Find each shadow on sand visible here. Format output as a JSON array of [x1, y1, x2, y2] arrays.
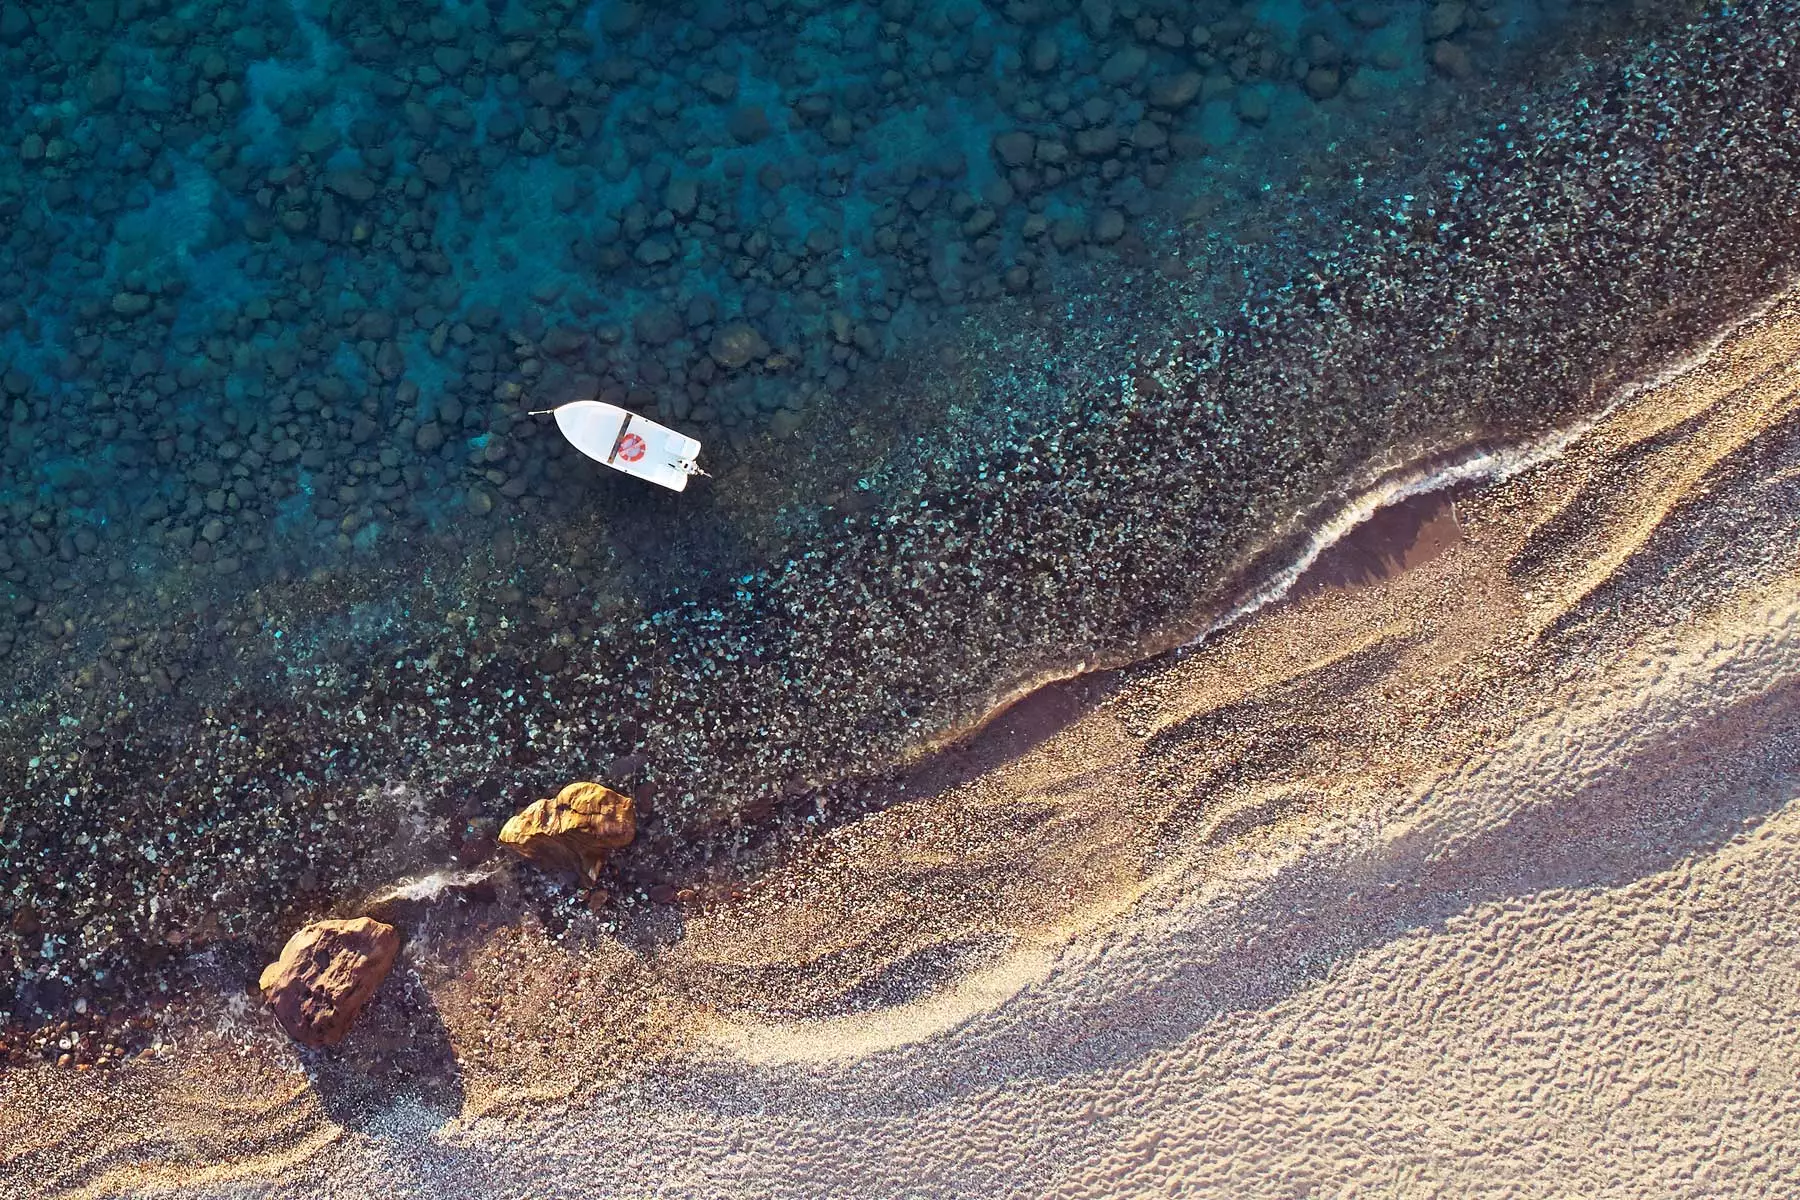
[[310, 962, 465, 1134]]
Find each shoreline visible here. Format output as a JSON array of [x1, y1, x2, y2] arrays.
[[12, 238, 1800, 1200], [9, 0, 1800, 1072], [902, 268, 1795, 765]]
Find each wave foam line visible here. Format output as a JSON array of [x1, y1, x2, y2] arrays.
[[907, 281, 1800, 760], [366, 865, 502, 906]]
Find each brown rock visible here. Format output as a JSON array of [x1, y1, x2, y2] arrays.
[[324, 168, 378, 203], [258, 917, 400, 1048], [498, 781, 636, 881]]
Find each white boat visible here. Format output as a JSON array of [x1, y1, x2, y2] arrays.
[[531, 401, 706, 492]]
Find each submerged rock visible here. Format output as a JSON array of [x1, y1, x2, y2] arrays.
[[710, 321, 770, 371], [498, 781, 636, 882], [258, 917, 400, 1048]]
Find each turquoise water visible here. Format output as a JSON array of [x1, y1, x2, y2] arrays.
[[3, 0, 1798, 1025]]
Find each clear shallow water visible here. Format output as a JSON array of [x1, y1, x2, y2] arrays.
[[0, 0, 1629, 654], [6, 0, 1799, 1024]]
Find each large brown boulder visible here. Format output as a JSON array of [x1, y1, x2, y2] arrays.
[[258, 917, 400, 1048], [498, 781, 636, 882]]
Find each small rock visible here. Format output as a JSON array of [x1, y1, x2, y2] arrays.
[[600, 1, 642, 34], [729, 105, 771, 143], [664, 177, 700, 219], [324, 169, 378, 203], [87, 62, 124, 109], [1146, 71, 1203, 110], [419, 153, 453, 186], [1425, 1, 1467, 39], [1050, 216, 1085, 251], [1129, 120, 1168, 151], [1098, 45, 1148, 86], [258, 917, 400, 1048], [541, 326, 587, 357], [699, 70, 738, 102], [498, 781, 637, 883], [433, 45, 471, 76], [710, 321, 769, 370], [111, 292, 152, 317], [1073, 126, 1120, 158], [634, 305, 683, 346], [1304, 65, 1343, 100], [993, 130, 1036, 168], [528, 73, 570, 109], [1092, 209, 1126, 243], [0, 5, 29, 46]]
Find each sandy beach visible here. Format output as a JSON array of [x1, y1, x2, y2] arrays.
[[7, 273, 1800, 1199], [5, 0, 1800, 1193]]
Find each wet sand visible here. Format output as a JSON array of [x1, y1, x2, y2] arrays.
[[10, 270, 1800, 1200]]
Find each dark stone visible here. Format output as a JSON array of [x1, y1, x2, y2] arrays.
[[1074, 126, 1120, 158], [0, 5, 29, 45], [700, 70, 738, 101], [665, 177, 700, 218], [325, 169, 378, 202], [1098, 45, 1148, 86], [87, 63, 124, 109], [729, 105, 772, 143], [1147, 71, 1203, 110], [1432, 40, 1474, 78], [633, 305, 683, 346], [541, 326, 587, 357], [993, 130, 1036, 168], [709, 321, 769, 370]]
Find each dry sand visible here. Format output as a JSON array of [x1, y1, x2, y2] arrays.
[[11, 286, 1800, 1196]]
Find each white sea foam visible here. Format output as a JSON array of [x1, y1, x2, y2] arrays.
[[918, 284, 1794, 758], [367, 866, 501, 907], [1179, 284, 1792, 651]]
